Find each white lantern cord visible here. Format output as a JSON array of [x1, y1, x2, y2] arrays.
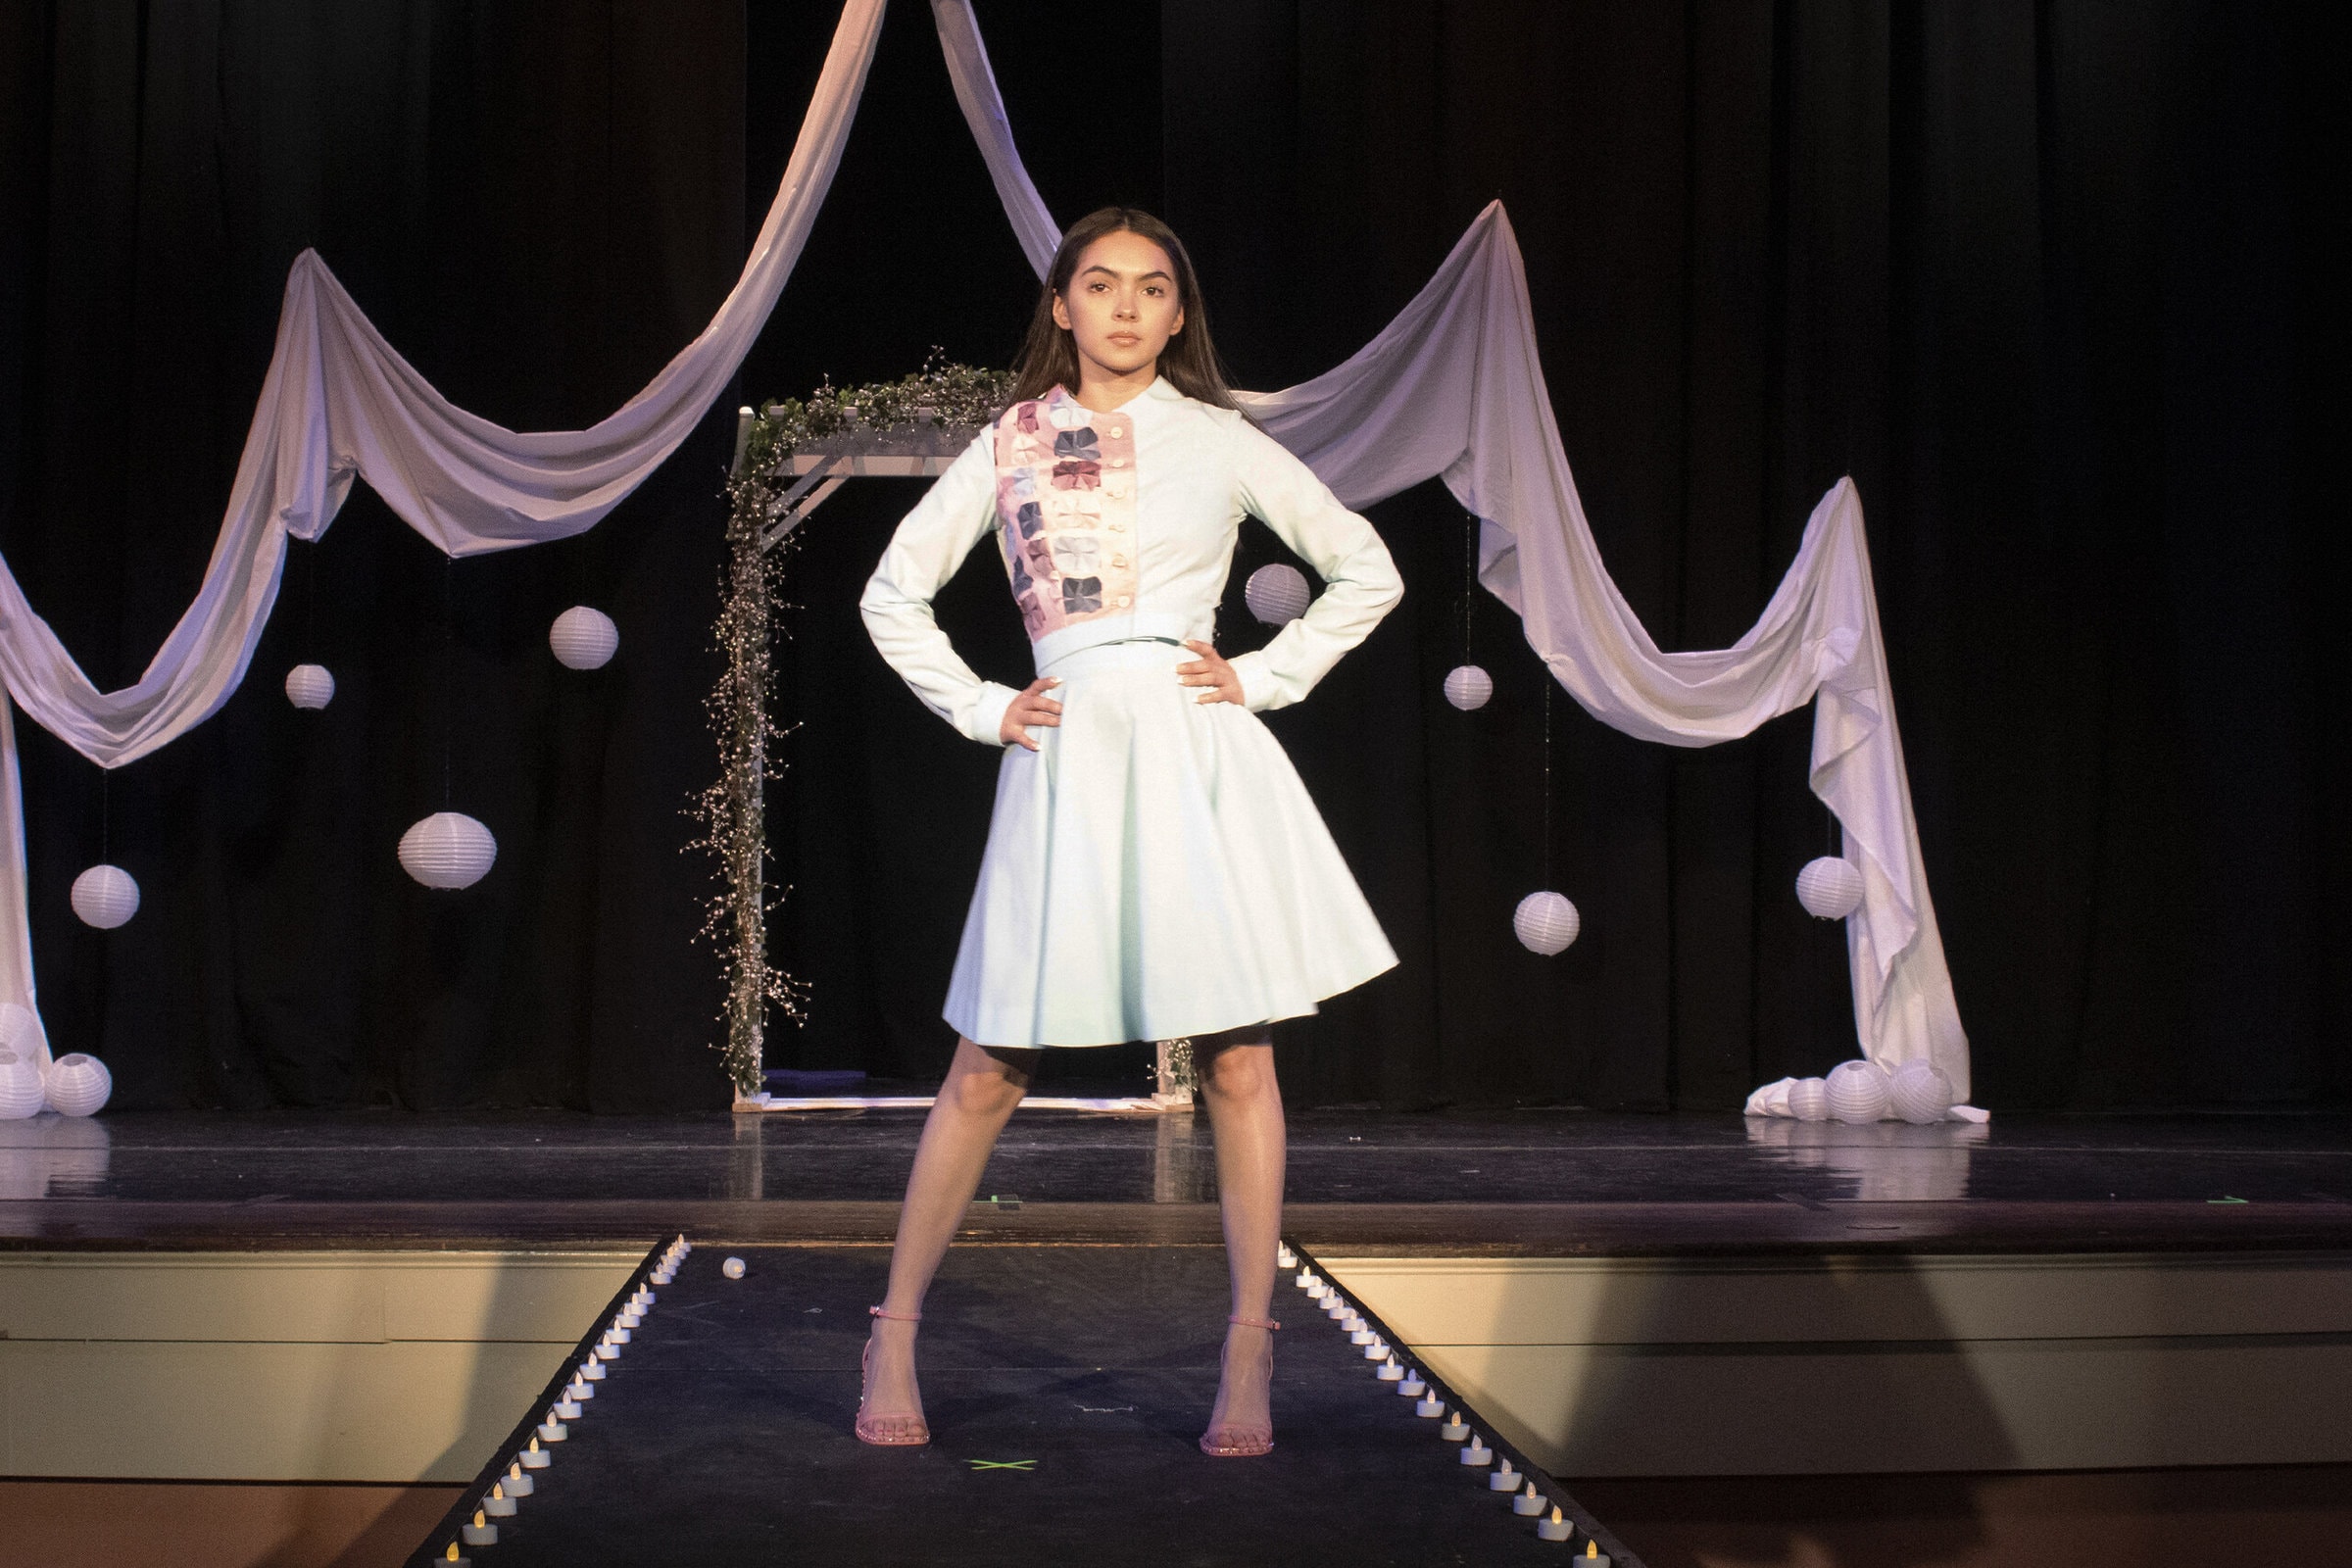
[[1447, 516, 1494, 711], [1509, 678, 1584, 956], [405, 560, 503, 891]]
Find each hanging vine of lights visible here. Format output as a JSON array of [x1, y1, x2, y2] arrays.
[[689, 357, 1011, 1096]]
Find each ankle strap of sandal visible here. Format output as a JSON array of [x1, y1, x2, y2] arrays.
[[868, 1305, 922, 1322], [1227, 1314, 1282, 1331]]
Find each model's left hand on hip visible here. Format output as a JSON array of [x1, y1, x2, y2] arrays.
[[1178, 640, 1245, 706]]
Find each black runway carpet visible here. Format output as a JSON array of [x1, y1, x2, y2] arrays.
[[411, 1240, 1636, 1566]]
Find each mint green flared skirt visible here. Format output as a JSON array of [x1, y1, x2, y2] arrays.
[[943, 637, 1397, 1049]]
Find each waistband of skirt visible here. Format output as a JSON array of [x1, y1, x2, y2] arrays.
[[1032, 611, 1202, 675], [1037, 636, 1190, 677]]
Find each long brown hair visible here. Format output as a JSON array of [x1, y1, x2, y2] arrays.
[[1005, 207, 1241, 410]]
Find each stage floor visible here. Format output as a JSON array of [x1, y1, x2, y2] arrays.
[[4, 1107, 2348, 1255]]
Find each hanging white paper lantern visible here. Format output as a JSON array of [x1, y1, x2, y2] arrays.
[[1795, 857, 1865, 920], [1513, 891, 1581, 955], [71, 864, 140, 929], [284, 664, 336, 710], [1244, 564, 1311, 625], [1443, 665, 1494, 710], [1788, 1076, 1831, 1122], [550, 607, 619, 670], [43, 1054, 111, 1117], [1825, 1059, 1890, 1125], [399, 812, 498, 890], [1887, 1062, 1955, 1125], [0, 1050, 43, 1120]]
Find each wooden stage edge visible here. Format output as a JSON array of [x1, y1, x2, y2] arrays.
[[5, 1198, 2350, 1254]]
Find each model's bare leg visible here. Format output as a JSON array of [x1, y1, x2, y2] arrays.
[[1194, 1024, 1285, 1453], [858, 1036, 1039, 1441]]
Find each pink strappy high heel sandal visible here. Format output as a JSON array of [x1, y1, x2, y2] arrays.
[[855, 1305, 930, 1446], [1200, 1314, 1281, 1457]]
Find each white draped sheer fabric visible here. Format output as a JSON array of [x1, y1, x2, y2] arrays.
[[1247, 233, 1969, 1104], [0, 0, 1967, 1103], [0, 0, 888, 1065]]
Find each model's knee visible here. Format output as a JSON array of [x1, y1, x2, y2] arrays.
[[1200, 1044, 1277, 1103], [940, 1066, 1023, 1119], [940, 1040, 1035, 1118]]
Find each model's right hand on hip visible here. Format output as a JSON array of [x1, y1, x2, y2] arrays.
[[1001, 677, 1063, 751]]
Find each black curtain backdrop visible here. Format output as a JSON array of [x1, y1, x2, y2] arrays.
[[0, 1, 2341, 1112]]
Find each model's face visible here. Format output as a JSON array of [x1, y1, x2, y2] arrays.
[[1051, 230, 1186, 381]]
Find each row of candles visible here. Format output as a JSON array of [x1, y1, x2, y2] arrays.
[[1278, 1244, 1612, 1561], [441, 1235, 692, 1562]]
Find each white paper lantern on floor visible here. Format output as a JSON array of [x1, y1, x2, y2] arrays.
[[1795, 857, 1865, 920], [1244, 564, 1311, 626], [1513, 891, 1581, 955], [43, 1054, 111, 1117], [1443, 665, 1494, 710], [71, 864, 139, 929], [0, 1050, 43, 1119], [1788, 1076, 1831, 1122], [1887, 1062, 1955, 1125], [399, 812, 498, 890], [284, 664, 336, 710], [550, 607, 619, 670], [1825, 1059, 1890, 1124]]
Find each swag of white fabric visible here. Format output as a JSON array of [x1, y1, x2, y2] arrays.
[[0, 0, 890, 1064], [1241, 230, 1970, 1102], [0, 0, 1967, 1106]]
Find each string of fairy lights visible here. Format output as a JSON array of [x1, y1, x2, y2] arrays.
[[697, 359, 1010, 1095]]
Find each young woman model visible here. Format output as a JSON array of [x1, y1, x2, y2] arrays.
[[856, 207, 1401, 1457]]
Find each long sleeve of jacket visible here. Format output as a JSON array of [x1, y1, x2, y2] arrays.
[[858, 432, 1022, 746], [1224, 417, 1406, 712]]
